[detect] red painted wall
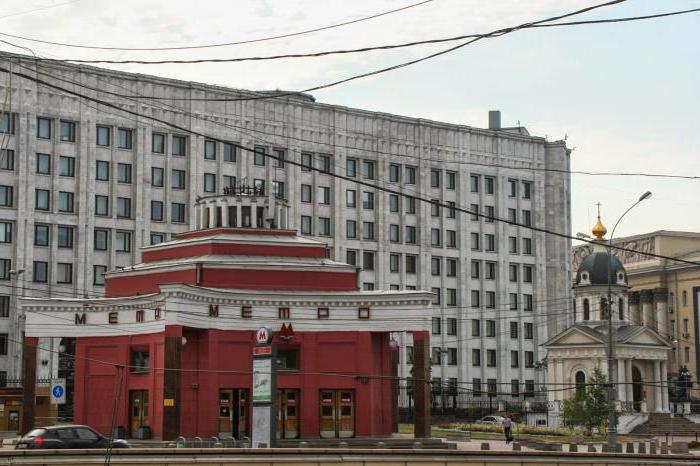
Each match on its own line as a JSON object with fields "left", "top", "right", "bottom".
{"left": 199, "top": 269, "right": 356, "bottom": 292}
{"left": 74, "top": 333, "right": 165, "bottom": 438}
{"left": 175, "top": 228, "right": 297, "bottom": 240}
{"left": 141, "top": 242, "right": 327, "bottom": 263}
{"left": 105, "top": 268, "right": 357, "bottom": 297}
{"left": 105, "top": 269, "right": 197, "bottom": 297}
{"left": 74, "top": 328, "right": 394, "bottom": 439}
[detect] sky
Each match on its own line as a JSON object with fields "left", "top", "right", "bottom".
{"left": 0, "top": 0, "right": 698, "bottom": 240}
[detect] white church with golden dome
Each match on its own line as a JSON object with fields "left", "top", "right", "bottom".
{"left": 544, "top": 211, "right": 671, "bottom": 429}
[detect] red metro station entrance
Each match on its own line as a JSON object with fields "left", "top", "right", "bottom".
{"left": 20, "top": 192, "right": 434, "bottom": 441}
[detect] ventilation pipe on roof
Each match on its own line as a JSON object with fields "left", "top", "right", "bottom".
{"left": 488, "top": 110, "right": 501, "bottom": 130}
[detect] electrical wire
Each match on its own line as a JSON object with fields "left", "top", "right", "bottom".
{"left": 0, "top": 0, "right": 434, "bottom": 51}
{"left": 14, "top": 58, "right": 699, "bottom": 182}
{"left": 29, "top": 6, "right": 700, "bottom": 66}
{"left": 1, "top": 0, "right": 627, "bottom": 105}
{"left": 0, "top": 0, "right": 84, "bottom": 22}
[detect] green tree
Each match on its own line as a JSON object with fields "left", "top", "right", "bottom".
{"left": 561, "top": 367, "right": 617, "bottom": 433}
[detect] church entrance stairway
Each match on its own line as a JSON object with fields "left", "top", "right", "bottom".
{"left": 631, "top": 413, "right": 700, "bottom": 435}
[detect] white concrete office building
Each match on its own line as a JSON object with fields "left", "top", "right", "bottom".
{"left": 0, "top": 53, "right": 571, "bottom": 406}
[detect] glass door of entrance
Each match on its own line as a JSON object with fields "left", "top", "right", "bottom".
{"left": 129, "top": 390, "right": 149, "bottom": 437}
{"left": 218, "top": 389, "right": 249, "bottom": 439}
{"left": 276, "top": 389, "right": 300, "bottom": 439}
{"left": 319, "top": 390, "right": 354, "bottom": 438}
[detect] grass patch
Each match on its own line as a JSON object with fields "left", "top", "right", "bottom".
{"left": 398, "top": 423, "right": 644, "bottom": 444}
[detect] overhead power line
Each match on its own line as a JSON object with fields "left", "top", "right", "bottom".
{"left": 1, "top": 0, "right": 628, "bottom": 105}
{"left": 23, "top": 6, "right": 700, "bottom": 65}
{"left": 11, "top": 58, "right": 699, "bottom": 182}
{"left": 0, "top": 0, "right": 83, "bottom": 22}
{"left": 0, "top": 0, "right": 434, "bottom": 51}
{"left": 4, "top": 65, "right": 700, "bottom": 270}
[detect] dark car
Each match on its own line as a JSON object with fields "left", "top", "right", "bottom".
{"left": 15, "top": 425, "right": 131, "bottom": 450}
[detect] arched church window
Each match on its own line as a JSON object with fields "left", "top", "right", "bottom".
{"left": 581, "top": 272, "right": 589, "bottom": 281}
{"left": 583, "top": 299, "right": 590, "bottom": 320}
{"left": 601, "top": 298, "right": 608, "bottom": 319}
{"left": 575, "top": 371, "right": 586, "bottom": 397}
{"left": 618, "top": 298, "right": 624, "bottom": 320}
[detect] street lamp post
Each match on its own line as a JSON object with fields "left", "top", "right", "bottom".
{"left": 605, "top": 191, "right": 652, "bottom": 450}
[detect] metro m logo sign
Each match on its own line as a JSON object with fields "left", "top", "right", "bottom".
{"left": 74, "top": 313, "right": 86, "bottom": 325}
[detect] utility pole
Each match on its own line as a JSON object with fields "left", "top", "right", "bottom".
{"left": 9, "top": 268, "right": 24, "bottom": 379}
{"left": 605, "top": 191, "right": 652, "bottom": 451}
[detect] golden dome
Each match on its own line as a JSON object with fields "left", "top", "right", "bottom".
{"left": 592, "top": 203, "right": 607, "bottom": 240}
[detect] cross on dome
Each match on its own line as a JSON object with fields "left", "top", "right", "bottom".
{"left": 592, "top": 202, "right": 607, "bottom": 241}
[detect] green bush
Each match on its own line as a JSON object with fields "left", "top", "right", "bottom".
{"left": 439, "top": 422, "right": 581, "bottom": 437}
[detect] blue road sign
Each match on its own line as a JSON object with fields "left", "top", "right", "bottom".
{"left": 51, "top": 379, "right": 66, "bottom": 404}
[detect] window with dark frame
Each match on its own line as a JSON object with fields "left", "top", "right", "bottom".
{"left": 276, "top": 347, "right": 299, "bottom": 370}
{"left": 130, "top": 348, "right": 150, "bottom": 373}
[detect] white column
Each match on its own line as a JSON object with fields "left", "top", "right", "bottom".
{"left": 653, "top": 360, "right": 662, "bottom": 412}
{"left": 654, "top": 288, "right": 668, "bottom": 337}
{"left": 197, "top": 204, "right": 205, "bottom": 229}
{"left": 617, "top": 359, "right": 626, "bottom": 403}
{"left": 628, "top": 293, "right": 641, "bottom": 325}
{"left": 625, "top": 359, "right": 633, "bottom": 405}
{"left": 641, "top": 290, "right": 654, "bottom": 329}
{"left": 557, "top": 359, "right": 565, "bottom": 401}
{"left": 548, "top": 359, "right": 557, "bottom": 402}
{"left": 661, "top": 361, "right": 669, "bottom": 412}
{"left": 221, "top": 200, "right": 228, "bottom": 227}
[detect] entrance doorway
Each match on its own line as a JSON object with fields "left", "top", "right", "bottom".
{"left": 129, "top": 390, "right": 149, "bottom": 437}
{"left": 276, "top": 389, "right": 300, "bottom": 439}
{"left": 632, "top": 367, "right": 643, "bottom": 412}
{"left": 218, "top": 389, "right": 249, "bottom": 439}
{"left": 8, "top": 411, "right": 19, "bottom": 432}
{"left": 319, "top": 390, "right": 354, "bottom": 438}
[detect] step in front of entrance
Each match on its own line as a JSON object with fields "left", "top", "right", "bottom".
{"left": 276, "top": 438, "right": 454, "bottom": 449}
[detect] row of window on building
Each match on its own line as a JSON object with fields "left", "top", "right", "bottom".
{"left": 0, "top": 258, "right": 106, "bottom": 287}
{"left": 0, "top": 223, "right": 169, "bottom": 250}
{"left": 431, "top": 317, "right": 534, "bottom": 339}
{"left": 0, "top": 153, "right": 536, "bottom": 225}
{"left": 0, "top": 186, "right": 188, "bottom": 223}
{"left": 1, "top": 113, "right": 535, "bottom": 197}
{"left": 404, "top": 344, "right": 536, "bottom": 369}
{"left": 301, "top": 213, "right": 533, "bottom": 251}
{"left": 424, "top": 378, "right": 537, "bottom": 398}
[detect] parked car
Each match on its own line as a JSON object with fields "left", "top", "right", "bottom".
{"left": 476, "top": 415, "right": 511, "bottom": 424}
{"left": 15, "top": 425, "right": 131, "bottom": 449}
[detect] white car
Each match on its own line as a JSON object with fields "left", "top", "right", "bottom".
{"left": 476, "top": 415, "right": 511, "bottom": 424}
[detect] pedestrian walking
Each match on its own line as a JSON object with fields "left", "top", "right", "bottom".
{"left": 502, "top": 416, "right": 513, "bottom": 444}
